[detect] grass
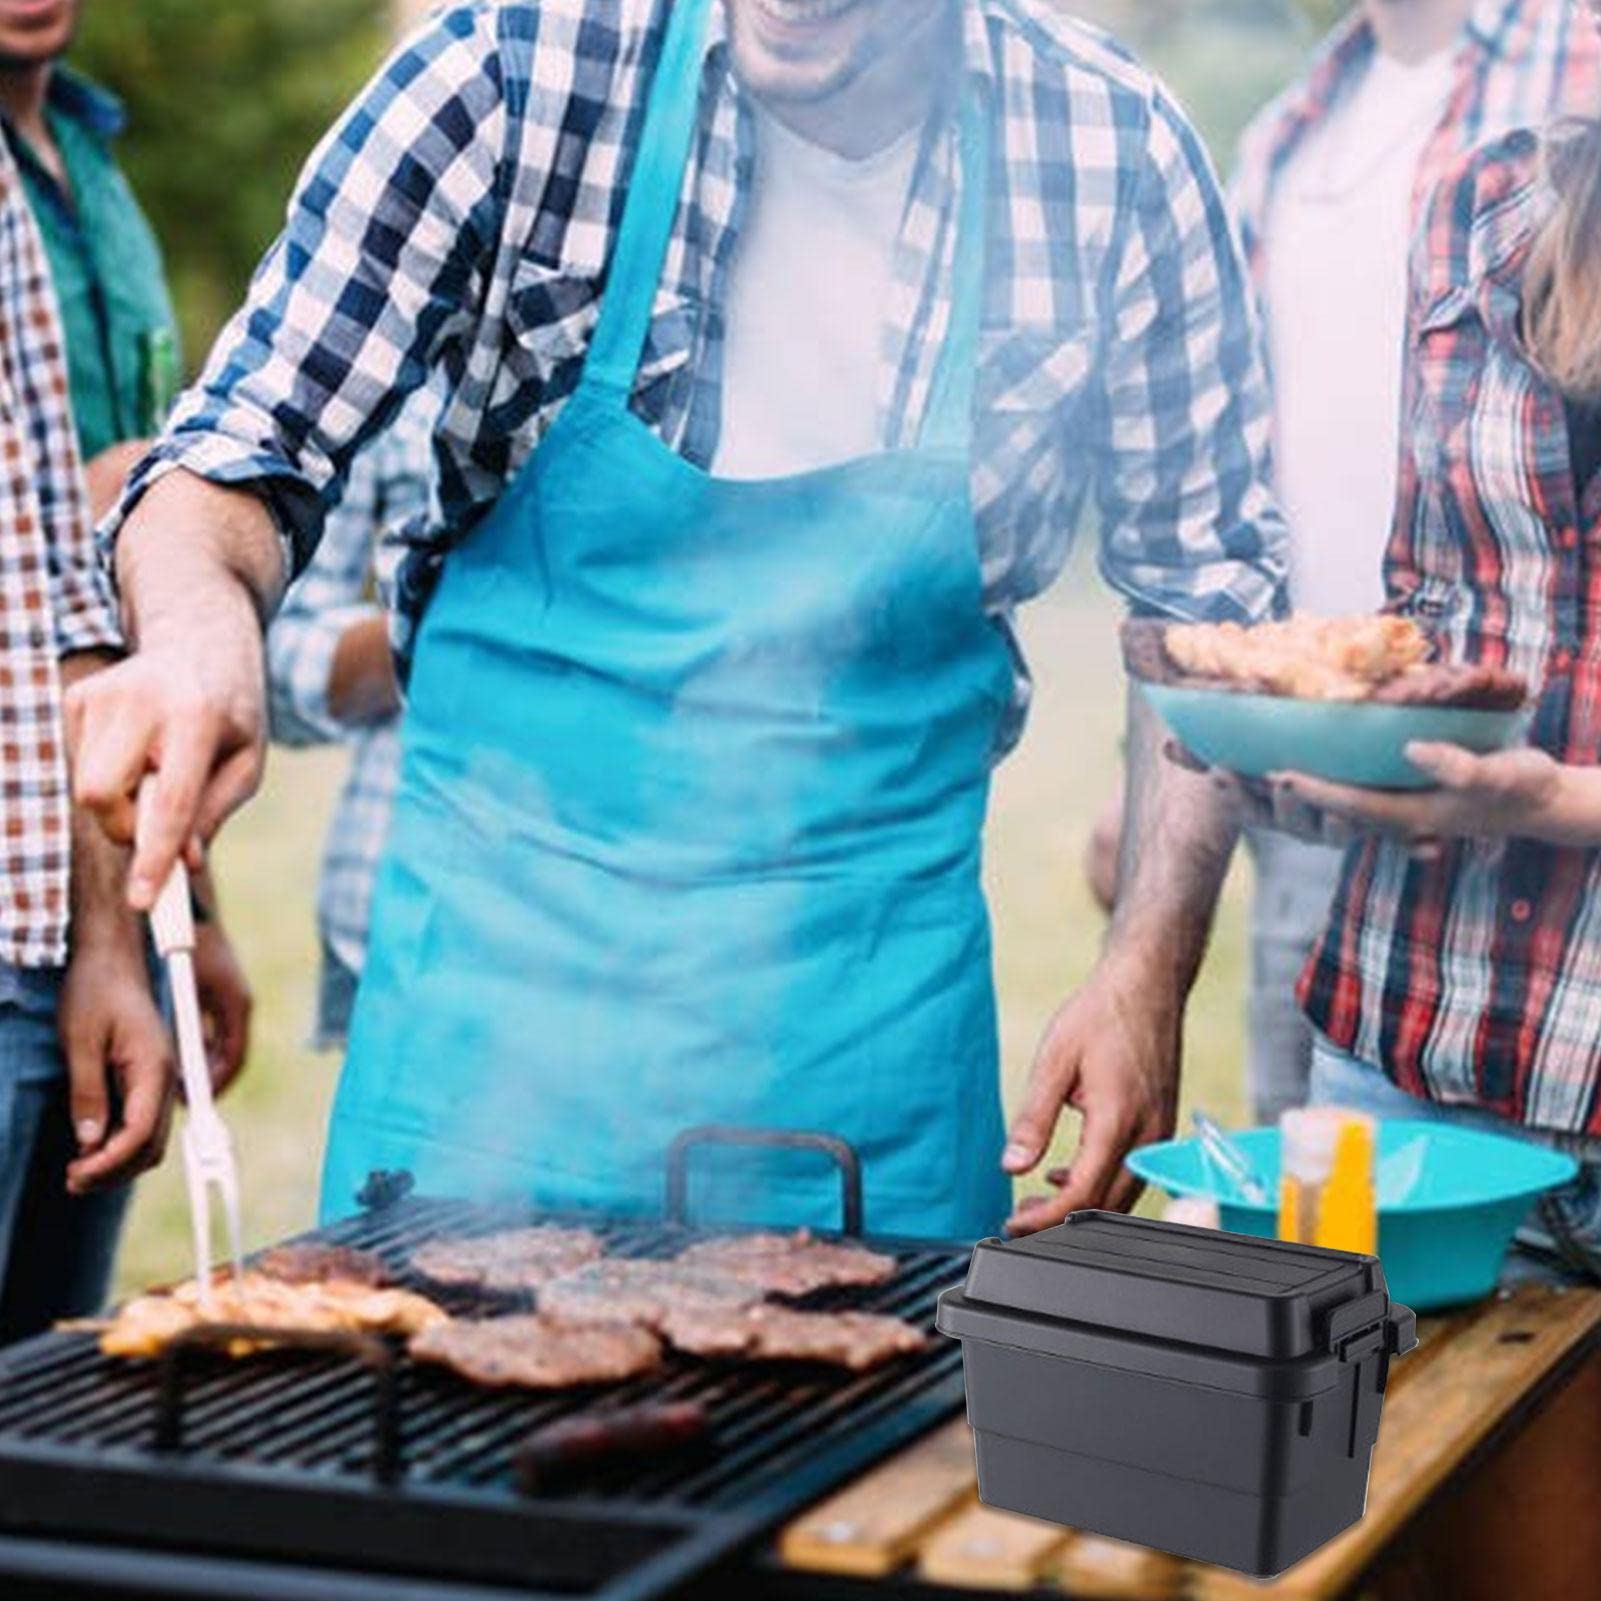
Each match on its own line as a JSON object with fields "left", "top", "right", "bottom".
{"left": 116, "top": 566, "right": 1250, "bottom": 1292}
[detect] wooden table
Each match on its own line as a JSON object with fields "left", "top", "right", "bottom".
{"left": 771, "top": 1286, "right": 1601, "bottom": 1601}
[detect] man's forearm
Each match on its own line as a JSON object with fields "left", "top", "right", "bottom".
{"left": 1105, "top": 686, "right": 1239, "bottom": 995}
{"left": 116, "top": 469, "right": 286, "bottom": 649}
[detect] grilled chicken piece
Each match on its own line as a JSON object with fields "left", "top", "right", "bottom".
{"left": 1122, "top": 615, "right": 1526, "bottom": 710}
{"left": 409, "top": 1315, "right": 663, "bottom": 1389}
{"left": 255, "top": 1244, "right": 390, "bottom": 1287}
{"left": 540, "top": 1259, "right": 762, "bottom": 1330}
{"left": 661, "top": 1305, "right": 926, "bottom": 1371}
{"left": 674, "top": 1231, "right": 897, "bottom": 1298}
{"left": 99, "top": 1274, "right": 446, "bottom": 1359}
{"left": 410, "top": 1226, "right": 606, "bottom": 1294}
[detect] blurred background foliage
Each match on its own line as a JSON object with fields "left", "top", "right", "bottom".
{"left": 73, "top": 0, "right": 390, "bottom": 359}
{"left": 69, "top": 0, "right": 1346, "bottom": 371}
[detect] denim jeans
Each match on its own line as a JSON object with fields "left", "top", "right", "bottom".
{"left": 1311, "top": 1036, "right": 1601, "bottom": 1288}
{"left": 1245, "top": 829, "right": 1345, "bottom": 1125}
{"left": 0, "top": 963, "right": 130, "bottom": 1343}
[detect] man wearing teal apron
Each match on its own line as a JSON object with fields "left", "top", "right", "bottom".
{"left": 77, "top": 0, "right": 1287, "bottom": 1241}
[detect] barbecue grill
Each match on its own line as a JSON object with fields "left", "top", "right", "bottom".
{"left": 0, "top": 1129, "right": 971, "bottom": 1601}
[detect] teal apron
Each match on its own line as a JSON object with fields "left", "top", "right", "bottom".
{"left": 322, "top": 0, "right": 1014, "bottom": 1239}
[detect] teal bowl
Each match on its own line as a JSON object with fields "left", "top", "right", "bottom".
{"left": 1141, "top": 684, "right": 1527, "bottom": 789}
{"left": 1127, "top": 1120, "right": 1578, "bottom": 1310}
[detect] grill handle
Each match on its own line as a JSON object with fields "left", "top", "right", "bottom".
{"left": 153, "top": 1324, "right": 404, "bottom": 1485}
{"left": 666, "top": 1126, "right": 864, "bottom": 1237}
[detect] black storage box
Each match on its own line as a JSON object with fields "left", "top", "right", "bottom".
{"left": 936, "top": 1211, "right": 1417, "bottom": 1576}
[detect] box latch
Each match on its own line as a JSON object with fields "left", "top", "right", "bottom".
{"left": 1329, "top": 1305, "right": 1417, "bottom": 1459}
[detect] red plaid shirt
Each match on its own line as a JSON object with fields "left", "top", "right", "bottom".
{"left": 0, "top": 134, "right": 119, "bottom": 968}
{"left": 1230, "top": 0, "right": 1599, "bottom": 294}
{"left": 1302, "top": 130, "right": 1601, "bottom": 1136}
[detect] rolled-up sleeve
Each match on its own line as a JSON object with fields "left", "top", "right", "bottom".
{"left": 100, "top": 3, "right": 509, "bottom": 584}
{"left": 1094, "top": 88, "right": 1287, "bottom": 625}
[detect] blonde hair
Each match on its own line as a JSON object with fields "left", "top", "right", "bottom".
{"left": 1523, "top": 118, "right": 1601, "bottom": 402}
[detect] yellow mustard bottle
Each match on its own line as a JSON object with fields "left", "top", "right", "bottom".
{"left": 1278, "top": 1108, "right": 1377, "bottom": 1255}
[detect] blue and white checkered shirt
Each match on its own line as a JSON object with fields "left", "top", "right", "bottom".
{"left": 112, "top": 0, "right": 1286, "bottom": 736}
{"left": 266, "top": 394, "right": 434, "bottom": 993}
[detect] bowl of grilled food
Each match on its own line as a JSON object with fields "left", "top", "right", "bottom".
{"left": 1123, "top": 615, "right": 1530, "bottom": 790}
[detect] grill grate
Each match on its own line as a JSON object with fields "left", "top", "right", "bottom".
{"left": 0, "top": 1195, "right": 969, "bottom": 1601}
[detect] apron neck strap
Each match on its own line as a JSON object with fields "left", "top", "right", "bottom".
{"left": 582, "top": 0, "right": 990, "bottom": 463}
{"left": 582, "top": 0, "right": 716, "bottom": 397}
{"left": 917, "top": 85, "right": 990, "bottom": 459}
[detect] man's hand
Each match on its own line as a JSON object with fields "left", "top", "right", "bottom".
{"left": 194, "top": 916, "right": 253, "bottom": 1095}
{"left": 1004, "top": 954, "right": 1179, "bottom": 1233}
{"left": 1270, "top": 743, "right": 1571, "bottom": 854}
{"left": 65, "top": 471, "right": 283, "bottom": 909}
{"left": 58, "top": 936, "right": 176, "bottom": 1196}
{"left": 1000, "top": 688, "right": 1238, "bottom": 1235}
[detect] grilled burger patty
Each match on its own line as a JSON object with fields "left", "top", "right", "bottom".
{"left": 674, "top": 1231, "right": 897, "bottom": 1297}
{"left": 410, "top": 1227, "right": 606, "bottom": 1294}
{"left": 662, "top": 1305, "right": 926, "bottom": 1370}
{"left": 539, "top": 1259, "right": 763, "bottom": 1330}
{"left": 256, "top": 1244, "right": 390, "bottom": 1287}
{"left": 409, "top": 1315, "right": 663, "bottom": 1389}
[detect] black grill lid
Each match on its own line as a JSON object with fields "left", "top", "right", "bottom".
{"left": 938, "top": 1212, "right": 1416, "bottom": 1397}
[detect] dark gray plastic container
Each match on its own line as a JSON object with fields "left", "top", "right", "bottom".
{"left": 936, "top": 1211, "right": 1417, "bottom": 1577}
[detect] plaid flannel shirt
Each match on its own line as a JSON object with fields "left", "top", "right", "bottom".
{"left": 1303, "top": 131, "right": 1601, "bottom": 1136}
{"left": 1230, "top": 0, "right": 1600, "bottom": 294}
{"left": 109, "top": 0, "right": 1285, "bottom": 733}
{"left": 0, "top": 134, "right": 118, "bottom": 969}
{"left": 267, "top": 393, "right": 435, "bottom": 984}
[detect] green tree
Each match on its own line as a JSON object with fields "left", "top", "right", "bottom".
{"left": 71, "top": 0, "right": 389, "bottom": 365}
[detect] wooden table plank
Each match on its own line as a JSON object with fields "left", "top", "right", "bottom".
{"left": 915, "top": 1504, "right": 1070, "bottom": 1590}
{"left": 779, "top": 1418, "right": 978, "bottom": 1578}
{"left": 1053, "top": 1535, "right": 1184, "bottom": 1600}
{"left": 1189, "top": 1288, "right": 1601, "bottom": 1601}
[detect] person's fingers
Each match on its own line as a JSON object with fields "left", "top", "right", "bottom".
{"left": 67, "top": 1009, "right": 174, "bottom": 1193}
{"left": 1006, "top": 1186, "right": 1081, "bottom": 1235}
{"left": 207, "top": 976, "right": 253, "bottom": 1094}
{"left": 1010, "top": 1102, "right": 1132, "bottom": 1235}
{"left": 193, "top": 742, "right": 265, "bottom": 847}
{"left": 1273, "top": 772, "right": 1423, "bottom": 839}
{"left": 1403, "top": 741, "right": 1482, "bottom": 790}
{"left": 67, "top": 1059, "right": 171, "bottom": 1193}
{"left": 1104, "top": 1167, "right": 1145, "bottom": 1215}
{"left": 68, "top": 691, "right": 153, "bottom": 846}
{"left": 128, "top": 716, "right": 217, "bottom": 909}
{"left": 1004, "top": 1034, "right": 1082, "bottom": 1176}
{"left": 1162, "top": 739, "right": 1209, "bottom": 774}
{"left": 60, "top": 1010, "right": 110, "bottom": 1155}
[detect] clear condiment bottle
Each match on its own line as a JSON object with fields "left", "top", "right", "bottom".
{"left": 1277, "top": 1107, "right": 1377, "bottom": 1255}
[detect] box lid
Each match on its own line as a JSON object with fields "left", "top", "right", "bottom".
{"left": 938, "top": 1212, "right": 1415, "bottom": 1394}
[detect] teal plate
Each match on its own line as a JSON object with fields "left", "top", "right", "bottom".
{"left": 1142, "top": 684, "right": 1528, "bottom": 789}
{"left": 1128, "top": 1120, "right": 1578, "bottom": 1310}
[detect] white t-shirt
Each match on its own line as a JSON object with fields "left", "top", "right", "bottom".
{"left": 1265, "top": 48, "right": 1457, "bottom": 616}
{"left": 713, "top": 103, "right": 920, "bottom": 481}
